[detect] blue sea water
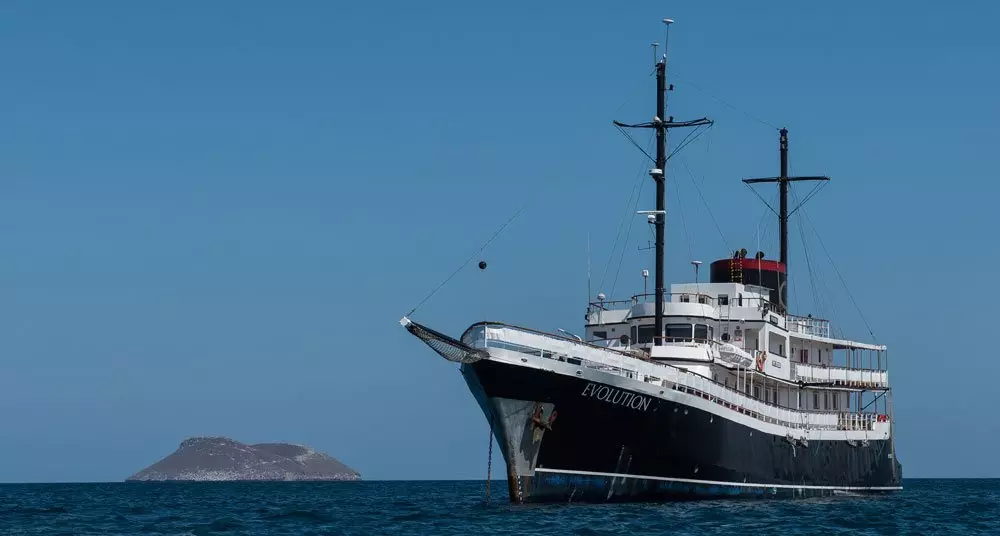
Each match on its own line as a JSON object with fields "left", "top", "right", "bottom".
{"left": 0, "top": 480, "right": 997, "bottom": 535}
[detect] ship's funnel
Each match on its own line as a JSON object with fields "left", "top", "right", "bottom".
{"left": 709, "top": 257, "right": 787, "bottom": 310}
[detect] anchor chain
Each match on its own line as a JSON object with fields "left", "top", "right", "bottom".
{"left": 485, "top": 418, "right": 493, "bottom": 505}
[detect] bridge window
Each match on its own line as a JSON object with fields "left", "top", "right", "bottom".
{"left": 697, "top": 295, "right": 708, "bottom": 304}
{"left": 637, "top": 325, "right": 656, "bottom": 344}
{"left": 694, "top": 324, "right": 709, "bottom": 341}
{"left": 738, "top": 293, "right": 743, "bottom": 306}
{"left": 593, "top": 331, "right": 607, "bottom": 340}
{"left": 665, "top": 324, "right": 692, "bottom": 342}
{"left": 631, "top": 325, "right": 638, "bottom": 343}
{"left": 718, "top": 295, "right": 729, "bottom": 306}
{"left": 680, "top": 294, "right": 690, "bottom": 303}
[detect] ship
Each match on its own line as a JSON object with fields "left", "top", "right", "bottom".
{"left": 401, "top": 19, "right": 901, "bottom": 503}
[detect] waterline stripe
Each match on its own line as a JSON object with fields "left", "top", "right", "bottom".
{"left": 534, "top": 468, "right": 902, "bottom": 491}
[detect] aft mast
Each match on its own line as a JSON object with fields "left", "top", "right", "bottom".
{"left": 615, "top": 19, "right": 711, "bottom": 345}
{"left": 743, "top": 129, "right": 829, "bottom": 311}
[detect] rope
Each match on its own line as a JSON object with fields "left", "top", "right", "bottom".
{"left": 614, "top": 124, "right": 656, "bottom": 164}
{"left": 671, "top": 170, "right": 695, "bottom": 265}
{"left": 672, "top": 73, "right": 781, "bottom": 131}
{"left": 609, "top": 172, "right": 646, "bottom": 298}
{"left": 666, "top": 123, "right": 713, "bottom": 162}
{"left": 678, "top": 158, "right": 731, "bottom": 251}
{"left": 743, "top": 182, "right": 779, "bottom": 216}
{"left": 792, "top": 188, "right": 826, "bottom": 319}
{"left": 405, "top": 206, "right": 524, "bottom": 317}
{"left": 800, "top": 209, "right": 878, "bottom": 343}
{"left": 600, "top": 148, "right": 650, "bottom": 294}
{"left": 484, "top": 419, "right": 493, "bottom": 505}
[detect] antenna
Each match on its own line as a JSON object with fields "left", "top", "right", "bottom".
{"left": 691, "top": 260, "right": 702, "bottom": 283}
{"left": 662, "top": 18, "right": 674, "bottom": 60}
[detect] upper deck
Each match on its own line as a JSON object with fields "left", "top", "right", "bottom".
{"left": 583, "top": 279, "right": 888, "bottom": 391}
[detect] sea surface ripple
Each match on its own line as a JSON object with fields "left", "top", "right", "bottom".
{"left": 0, "top": 479, "right": 997, "bottom": 535}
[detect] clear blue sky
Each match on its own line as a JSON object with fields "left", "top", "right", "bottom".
{"left": 0, "top": 1, "right": 996, "bottom": 482}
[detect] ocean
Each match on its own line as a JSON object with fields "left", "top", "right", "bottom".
{"left": 0, "top": 479, "right": 996, "bottom": 535}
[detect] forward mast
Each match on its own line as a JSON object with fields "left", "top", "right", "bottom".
{"left": 614, "top": 18, "right": 711, "bottom": 346}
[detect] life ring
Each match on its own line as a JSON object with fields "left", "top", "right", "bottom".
{"left": 755, "top": 351, "right": 766, "bottom": 372}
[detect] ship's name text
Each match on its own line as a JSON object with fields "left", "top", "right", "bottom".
{"left": 580, "top": 383, "right": 652, "bottom": 411}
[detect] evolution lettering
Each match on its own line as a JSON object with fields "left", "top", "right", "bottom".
{"left": 580, "top": 383, "right": 652, "bottom": 411}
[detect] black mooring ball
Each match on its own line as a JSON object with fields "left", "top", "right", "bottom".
{"left": 478, "top": 261, "right": 487, "bottom": 270}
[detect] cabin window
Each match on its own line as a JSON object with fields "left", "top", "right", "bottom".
{"left": 665, "top": 324, "right": 692, "bottom": 342}
{"left": 738, "top": 293, "right": 743, "bottom": 306}
{"left": 800, "top": 348, "right": 809, "bottom": 363}
{"left": 718, "top": 295, "right": 729, "bottom": 306}
{"left": 709, "top": 326, "right": 714, "bottom": 341}
{"left": 772, "top": 389, "right": 778, "bottom": 405}
{"left": 593, "top": 331, "right": 607, "bottom": 340}
{"left": 832, "top": 393, "right": 839, "bottom": 410}
{"left": 813, "top": 392, "right": 819, "bottom": 409}
{"left": 680, "top": 294, "right": 690, "bottom": 303}
{"left": 631, "top": 325, "right": 638, "bottom": 343}
{"left": 637, "top": 325, "right": 656, "bottom": 344}
{"left": 694, "top": 324, "right": 709, "bottom": 341}
{"left": 753, "top": 386, "right": 760, "bottom": 399}
{"left": 824, "top": 393, "right": 830, "bottom": 410}
{"left": 697, "top": 295, "right": 708, "bottom": 304}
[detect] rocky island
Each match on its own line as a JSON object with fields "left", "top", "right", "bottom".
{"left": 127, "top": 436, "right": 361, "bottom": 482}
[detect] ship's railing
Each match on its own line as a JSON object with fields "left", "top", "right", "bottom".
{"left": 587, "top": 293, "right": 720, "bottom": 316}
{"left": 792, "top": 362, "right": 889, "bottom": 387}
{"left": 468, "top": 322, "right": 889, "bottom": 432}
{"left": 629, "top": 292, "right": 718, "bottom": 305}
{"left": 588, "top": 292, "right": 791, "bottom": 318}
{"left": 787, "top": 314, "right": 832, "bottom": 338}
{"left": 463, "top": 322, "right": 644, "bottom": 379}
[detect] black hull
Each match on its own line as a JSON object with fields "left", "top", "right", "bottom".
{"left": 464, "top": 358, "right": 902, "bottom": 503}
